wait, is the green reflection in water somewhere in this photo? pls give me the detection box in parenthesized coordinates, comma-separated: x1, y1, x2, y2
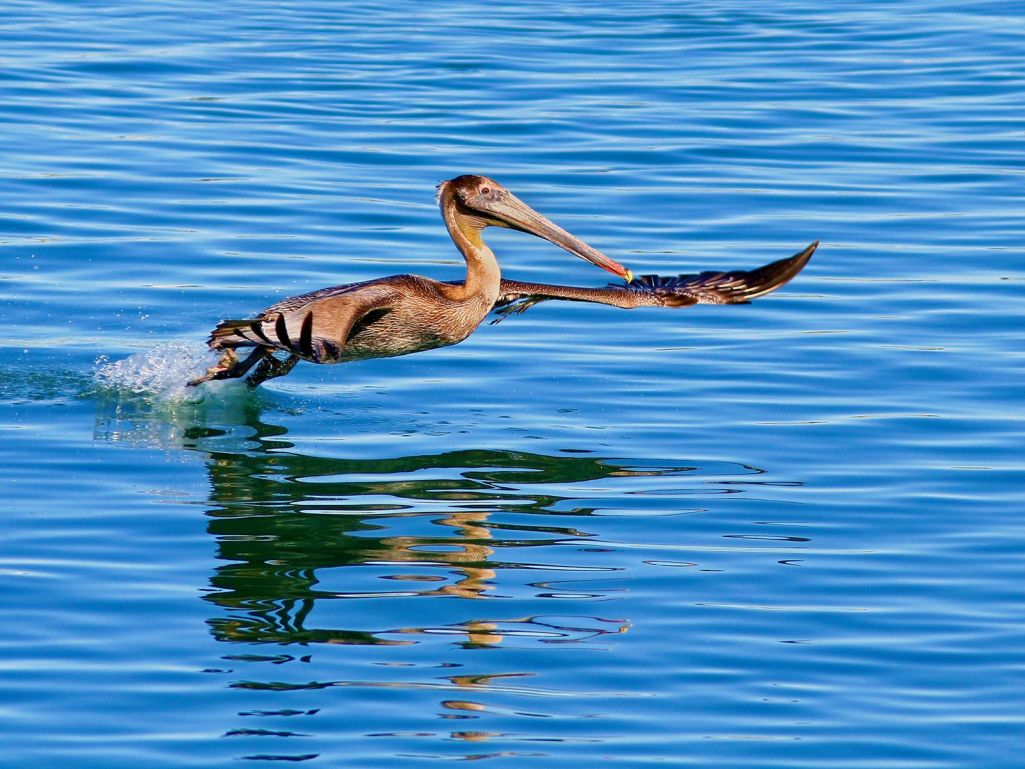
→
(201, 437, 687, 647)
(94, 390, 768, 650)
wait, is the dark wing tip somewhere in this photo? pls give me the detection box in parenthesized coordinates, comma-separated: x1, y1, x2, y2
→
(623, 241, 818, 305)
(735, 240, 817, 300)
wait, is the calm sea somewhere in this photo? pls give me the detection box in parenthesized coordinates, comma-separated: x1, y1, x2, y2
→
(2, 1, 1023, 767)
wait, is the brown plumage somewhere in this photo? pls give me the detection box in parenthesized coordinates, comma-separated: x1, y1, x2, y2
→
(189, 176, 817, 389)
(491, 241, 818, 319)
(188, 175, 633, 387)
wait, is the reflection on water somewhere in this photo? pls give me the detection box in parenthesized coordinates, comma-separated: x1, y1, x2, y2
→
(201, 440, 657, 648)
(95, 390, 752, 647)
(93, 389, 793, 759)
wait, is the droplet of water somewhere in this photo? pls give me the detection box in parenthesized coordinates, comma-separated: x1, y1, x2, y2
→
(93, 340, 224, 401)
(91, 341, 276, 451)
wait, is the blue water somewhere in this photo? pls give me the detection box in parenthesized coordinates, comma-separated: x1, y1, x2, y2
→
(2, 1, 1023, 766)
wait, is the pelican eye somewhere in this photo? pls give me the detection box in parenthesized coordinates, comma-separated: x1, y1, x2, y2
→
(479, 186, 491, 195)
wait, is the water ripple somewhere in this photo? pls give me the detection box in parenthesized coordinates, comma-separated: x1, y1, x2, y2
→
(3, 1, 1024, 767)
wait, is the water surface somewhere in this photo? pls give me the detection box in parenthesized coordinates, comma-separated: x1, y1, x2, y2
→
(2, 2, 1023, 767)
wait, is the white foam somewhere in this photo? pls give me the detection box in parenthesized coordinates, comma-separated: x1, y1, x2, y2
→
(93, 340, 226, 401)
(91, 340, 268, 450)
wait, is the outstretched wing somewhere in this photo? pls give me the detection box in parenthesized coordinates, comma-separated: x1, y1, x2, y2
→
(627, 241, 818, 304)
(493, 241, 817, 321)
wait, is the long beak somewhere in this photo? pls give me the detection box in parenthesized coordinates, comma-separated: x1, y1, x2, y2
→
(489, 193, 634, 282)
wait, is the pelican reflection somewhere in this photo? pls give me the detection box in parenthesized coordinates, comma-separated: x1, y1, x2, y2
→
(199, 436, 659, 647)
(93, 395, 777, 652)
(92, 394, 791, 759)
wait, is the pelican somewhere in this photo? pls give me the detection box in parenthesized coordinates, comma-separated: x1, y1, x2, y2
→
(188, 174, 633, 388)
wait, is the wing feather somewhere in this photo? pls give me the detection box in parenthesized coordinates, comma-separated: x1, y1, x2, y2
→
(624, 241, 818, 304)
(207, 280, 402, 362)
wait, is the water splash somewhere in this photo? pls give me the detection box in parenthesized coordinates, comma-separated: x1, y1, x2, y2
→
(93, 340, 224, 401)
(91, 341, 281, 451)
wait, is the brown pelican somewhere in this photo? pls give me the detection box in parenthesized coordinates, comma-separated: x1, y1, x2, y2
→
(188, 175, 817, 389)
(188, 174, 633, 388)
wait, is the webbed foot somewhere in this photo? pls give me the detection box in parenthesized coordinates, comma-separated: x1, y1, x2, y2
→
(187, 347, 266, 387)
(245, 353, 300, 388)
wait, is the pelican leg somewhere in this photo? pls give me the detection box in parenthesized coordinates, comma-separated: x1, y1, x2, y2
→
(245, 352, 300, 388)
(187, 347, 268, 387)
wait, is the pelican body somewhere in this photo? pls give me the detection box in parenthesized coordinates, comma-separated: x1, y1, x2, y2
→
(188, 175, 632, 387)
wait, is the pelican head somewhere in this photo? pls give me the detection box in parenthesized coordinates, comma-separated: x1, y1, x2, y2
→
(440, 174, 633, 281)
